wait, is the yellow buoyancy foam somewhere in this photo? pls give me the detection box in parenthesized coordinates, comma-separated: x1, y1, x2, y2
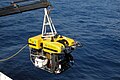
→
(28, 34, 43, 49)
(43, 41, 65, 54)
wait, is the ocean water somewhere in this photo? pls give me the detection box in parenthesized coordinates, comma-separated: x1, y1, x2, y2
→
(0, 0, 120, 80)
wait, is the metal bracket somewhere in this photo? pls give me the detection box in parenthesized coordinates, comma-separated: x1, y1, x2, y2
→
(42, 8, 57, 38)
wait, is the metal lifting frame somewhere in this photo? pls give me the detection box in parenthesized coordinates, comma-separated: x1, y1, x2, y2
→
(42, 8, 57, 38)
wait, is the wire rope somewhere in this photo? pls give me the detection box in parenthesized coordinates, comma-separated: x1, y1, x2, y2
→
(0, 44, 28, 62)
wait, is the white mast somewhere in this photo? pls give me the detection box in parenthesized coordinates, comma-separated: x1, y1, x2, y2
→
(42, 8, 57, 38)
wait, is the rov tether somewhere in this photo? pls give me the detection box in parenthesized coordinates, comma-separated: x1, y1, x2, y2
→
(0, 0, 81, 74)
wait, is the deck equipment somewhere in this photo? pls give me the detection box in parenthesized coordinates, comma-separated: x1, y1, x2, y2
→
(0, 72, 13, 80)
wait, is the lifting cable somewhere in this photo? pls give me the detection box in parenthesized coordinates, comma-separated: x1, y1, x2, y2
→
(0, 44, 28, 62)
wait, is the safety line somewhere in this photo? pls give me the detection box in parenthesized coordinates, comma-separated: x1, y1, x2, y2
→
(0, 44, 28, 62)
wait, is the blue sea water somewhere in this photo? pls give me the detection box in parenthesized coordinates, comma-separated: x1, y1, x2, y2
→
(0, 0, 120, 80)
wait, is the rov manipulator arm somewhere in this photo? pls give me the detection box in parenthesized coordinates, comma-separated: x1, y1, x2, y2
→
(0, 0, 51, 17)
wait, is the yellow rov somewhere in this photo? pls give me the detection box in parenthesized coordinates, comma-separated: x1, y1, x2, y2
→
(0, 0, 80, 74)
(28, 8, 80, 74)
